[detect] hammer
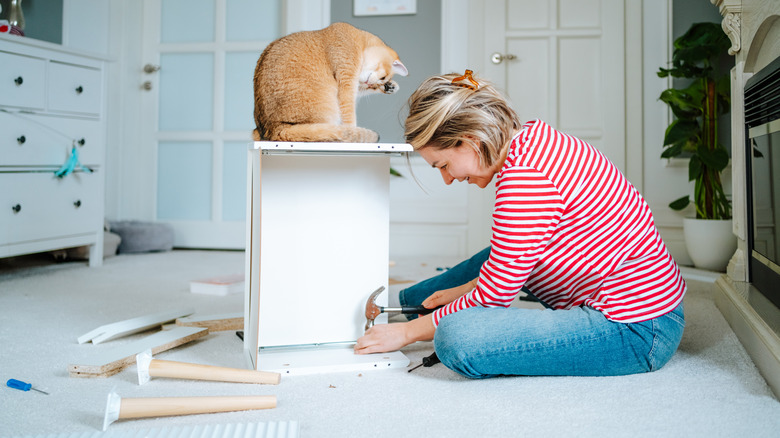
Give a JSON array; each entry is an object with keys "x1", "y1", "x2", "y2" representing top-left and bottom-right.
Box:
[{"x1": 363, "y1": 286, "x2": 440, "y2": 331}]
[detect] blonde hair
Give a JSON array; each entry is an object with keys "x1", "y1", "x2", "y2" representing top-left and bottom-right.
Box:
[{"x1": 404, "y1": 72, "x2": 521, "y2": 168}]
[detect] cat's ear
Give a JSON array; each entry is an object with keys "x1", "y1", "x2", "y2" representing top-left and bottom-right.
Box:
[{"x1": 392, "y1": 60, "x2": 409, "y2": 77}]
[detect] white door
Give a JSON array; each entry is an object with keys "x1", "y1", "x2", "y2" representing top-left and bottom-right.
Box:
[
  {"x1": 140, "y1": 0, "x2": 282, "y2": 248},
  {"x1": 482, "y1": 0, "x2": 626, "y2": 171}
]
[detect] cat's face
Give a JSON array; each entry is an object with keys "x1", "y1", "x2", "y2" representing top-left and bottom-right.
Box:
[{"x1": 359, "y1": 47, "x2": 408, "y2": 95}]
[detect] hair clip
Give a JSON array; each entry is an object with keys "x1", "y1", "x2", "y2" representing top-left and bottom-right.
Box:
[{"x1": 451, "y1": 69, "x2": 479, "y2": 91}]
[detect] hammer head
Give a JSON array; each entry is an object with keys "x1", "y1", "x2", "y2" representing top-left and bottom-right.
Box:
[{"x1": 364, "y1": 286, "x2": 386, "y2": 331}]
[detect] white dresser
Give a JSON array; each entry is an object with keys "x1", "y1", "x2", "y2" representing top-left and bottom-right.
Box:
[{"x1": 0, "y1": 34, "x2": 108, "y2": 266}]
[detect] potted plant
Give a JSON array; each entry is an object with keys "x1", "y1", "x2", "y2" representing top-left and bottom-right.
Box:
[{"x1": 657, "y1": 21, "x2": 736, "y2": 271}]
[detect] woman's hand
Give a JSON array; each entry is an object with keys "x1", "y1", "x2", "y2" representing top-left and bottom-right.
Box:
[
  {"x1": 421, "y1": 278, "x2": 477, "y2": 309},
  {"x1": 354, "y1": 314, "x2": 435, "y2": 355}
]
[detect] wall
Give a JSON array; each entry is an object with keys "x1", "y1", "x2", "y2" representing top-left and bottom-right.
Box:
[{"x1": 330, "y1": 0, "x2": 441, "y2": 143}]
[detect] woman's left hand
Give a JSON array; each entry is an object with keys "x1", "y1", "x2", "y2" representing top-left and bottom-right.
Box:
[
  {"x1": 354, "y1": 313, "x2": 436, "y2": 355},
  {"x1": 354, "y1": 323, "x2": 411, "y2": 354}
]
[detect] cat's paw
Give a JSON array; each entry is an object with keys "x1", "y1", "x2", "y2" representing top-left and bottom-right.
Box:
[{"x1": 382, "y1": 80, "x2": 399, "y2": 94}]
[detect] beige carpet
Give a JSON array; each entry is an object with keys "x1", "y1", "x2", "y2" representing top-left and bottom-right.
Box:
[{"x1": 1, "y1": 250, "x2": 780, "y2": 437}]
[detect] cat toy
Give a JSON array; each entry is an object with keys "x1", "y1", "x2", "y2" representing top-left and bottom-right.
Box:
[{"x1": 55, "y1": 142, "x2": 93, "y2": 178}]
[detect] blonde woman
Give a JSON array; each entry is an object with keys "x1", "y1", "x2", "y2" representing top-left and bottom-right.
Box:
[{"x1": 355, "y1": 71, "x2": 686, "y2": 378}]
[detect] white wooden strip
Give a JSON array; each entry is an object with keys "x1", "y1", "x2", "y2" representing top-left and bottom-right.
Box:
[
  {"x1": 69, "y1": 326, "x2": 208, "y2": 377},
  {"x1": 77, "y1": 308, "x2": 196, "y2": 344},
  {"x1": 10, "y1": 421, "x2": 299, "y2": 438}
]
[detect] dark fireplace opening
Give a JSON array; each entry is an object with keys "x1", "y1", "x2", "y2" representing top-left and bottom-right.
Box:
[{"x1": 745, "y1": 54, "x2": 780, "y2": 309}]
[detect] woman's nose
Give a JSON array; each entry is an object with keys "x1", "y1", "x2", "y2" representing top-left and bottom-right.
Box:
[{"x1": 439, "y1": 168, "x2": 454, "y2": 185}]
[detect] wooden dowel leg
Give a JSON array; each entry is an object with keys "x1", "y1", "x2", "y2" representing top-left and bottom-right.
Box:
[
  {"x1": 148, "y1": 359, "x2": 281, "y2": 384},
  {"x1": 118, "y1": 395, "x2": 277, "y2": 419}
]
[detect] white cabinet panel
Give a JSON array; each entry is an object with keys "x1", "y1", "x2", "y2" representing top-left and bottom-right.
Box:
[
  {"x1": 0, "y1": 172, "x2": 102, "y2": 245},
  {"x1": 1, "y1": 113, "x2": 103, "y2": 167},
  {"x1": 0, "y1": 51, "x2": 46, "y2": 110},
  {"x1": 48, "y1": 61, "x2": 102, "y2": 116}
]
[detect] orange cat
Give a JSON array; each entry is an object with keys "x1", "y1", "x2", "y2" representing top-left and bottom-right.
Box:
[{"x1": 253, "y1": 22, "x2": 408, "y2": 143}]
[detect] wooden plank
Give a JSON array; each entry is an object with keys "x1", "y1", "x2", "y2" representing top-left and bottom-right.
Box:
[
  {"x1": 176, "y1": 312, "x2": 243, "y2": 331},
  {"x1": 69, "y1": 326, "x2": 208, "y2": 378},
  {"x1": 77, "y1": 308, "x2": 196, "y2": 344}
]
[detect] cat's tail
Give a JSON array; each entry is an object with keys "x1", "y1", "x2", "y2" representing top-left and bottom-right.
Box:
[{"x1": 264, "y1": 123, "x2": 379, "y2": 143}]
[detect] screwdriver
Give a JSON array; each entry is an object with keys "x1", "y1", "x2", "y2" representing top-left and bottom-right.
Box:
[
  {"x1": 408, "y1": 352, "x2": 440, "y2": 373},
  {"x1": 6, "y1": 379, "x2": 49, "y2": 395}
]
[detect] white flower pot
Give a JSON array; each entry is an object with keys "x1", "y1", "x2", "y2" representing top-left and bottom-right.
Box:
[{"x1": 682, "y1": 218, "x2": 737, "y2": 272}]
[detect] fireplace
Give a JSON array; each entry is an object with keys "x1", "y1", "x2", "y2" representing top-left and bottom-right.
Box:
[
  {"x1": 745, "y1": 55, "x2": 780, "y2": 310},
  {"x1": 710, "y1": 0, "x2": 780, "y2": 399}
]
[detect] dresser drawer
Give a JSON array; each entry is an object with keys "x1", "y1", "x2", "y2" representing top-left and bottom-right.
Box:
[
  {"x1": 0, "y1": 113, "x2": 103, "y2": 166},
  {"x1": 0, "y1": 171, "x2": 102, "y2": 246},
  {"x1": 48, "y1": 61, "x2": 102, "y2": 116},
  {"x1": 0, "y1": 51, "x2": 46, "y2": 110}
]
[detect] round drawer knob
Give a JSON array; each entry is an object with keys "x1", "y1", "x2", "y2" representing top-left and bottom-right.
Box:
[
  {"x1": 12, "y1": 204, "x2": 21, "y2": 214},
  {"x1": 14, "y1": 76, "x2": 23, "y2": 86},
  {"x1": 75, "y1": 85, "x2": 84, "y2": 94},
  {"x1": 17, "y1": 135, "x2": 26, "y2": 145},
  {"x1": 74, "y1": 200, "x2": 82, "y2": 208},
  {"x1": 78, "y1": 138, "x2": 86, "y2": 146}
]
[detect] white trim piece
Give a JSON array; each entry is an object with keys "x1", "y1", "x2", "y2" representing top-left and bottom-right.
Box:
[
  {"x1": 257, "y1": 345, "x2": 409, "y2": 376},
  {"x1": 715, "y1": 276, "x2": 780, "y2": 399},
  {"x1": 679, "y1": 266, "x2": 723, "y2": 284},
  {"x1": 255, "y1": 141, "x2": 413, "y2": 154},
  {"x1": 440, "y1": 0, "x2": 469, "y2": 73},
  {"x1": 284, "y1": 0, "x2": 331, "y2": 34},
  {"x1": 77, "y1": 308, "x2": 195, "y2": 344},
  {"x1": 69, "y1": 326, "x2": 208, "y2": 377}
]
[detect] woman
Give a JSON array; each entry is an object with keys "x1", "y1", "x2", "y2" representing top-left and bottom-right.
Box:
[{"x1": 354, "y1": 71, "x2": 686, "y2": 378}]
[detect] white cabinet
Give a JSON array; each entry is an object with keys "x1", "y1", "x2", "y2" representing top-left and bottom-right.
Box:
[{"x1": 0, "y1": 35, "x2": 108, "y2": 266}]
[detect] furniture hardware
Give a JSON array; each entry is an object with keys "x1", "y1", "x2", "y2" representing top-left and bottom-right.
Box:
[
  {"x1": 14, "y1": 76, "x2": 23, "y2": 85},
  {"x1": 74, "y1": 200, "x2": 82, "y2": 208},
  {"x1": 78, "y1": 138, "x2": 86, "y2": 146},
  {"x1": 12, "y1": 204, "x2": 21, "y2": 213},
  {"x1": 76, "y1": 85, "x2": 84, "y2": 94},
  {"x1": 490, "y1": 52, "x2": 517, "y2": 64},
  {"x1": 17, "y1": 135, "x2": 25, "y2": 145}
]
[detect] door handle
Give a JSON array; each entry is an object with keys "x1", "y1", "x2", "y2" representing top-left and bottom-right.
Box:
[
  {"x1": 144, "y1": 64, "x2": 161, "y2": 74},
  {"x1": 491, "y1": 52, "x2": 517, "y2": 64}
]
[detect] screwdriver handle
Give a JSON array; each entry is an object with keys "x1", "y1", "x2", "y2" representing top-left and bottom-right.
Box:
[
  {"x1": 7, "y1": 379, "x2": 31, "y2": 391},
  {"x1": 7, "y1": 379, "x2": 48, "y2": 394},
  {"x1": 422, "y1": 352, "x2": 440, "y2": 367}
]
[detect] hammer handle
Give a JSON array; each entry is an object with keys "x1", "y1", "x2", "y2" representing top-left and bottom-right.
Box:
[{"x1": 383, "y1": 305, "x2": 440, "y2": 315}]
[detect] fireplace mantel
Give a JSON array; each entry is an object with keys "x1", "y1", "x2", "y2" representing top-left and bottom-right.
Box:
[
  {"x1": 711, "y1": 0, "x2": 742, "y2": 55},
  {"x1": 711, "y1": 0, "x2": 780, "y2": 400}
]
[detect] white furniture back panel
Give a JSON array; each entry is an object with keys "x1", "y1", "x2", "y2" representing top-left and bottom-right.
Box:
[{"x1": 258, "y1": 154, "x2": 390, "y2": 347}]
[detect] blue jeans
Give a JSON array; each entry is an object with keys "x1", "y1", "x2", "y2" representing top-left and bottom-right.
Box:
[{"x1": 399, "y1": 248, "x2": 686, "y2": 378}]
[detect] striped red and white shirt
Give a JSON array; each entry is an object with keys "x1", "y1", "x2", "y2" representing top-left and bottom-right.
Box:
[{"x1": 432, "y1": 120, "x2": 686, "y2": 326}]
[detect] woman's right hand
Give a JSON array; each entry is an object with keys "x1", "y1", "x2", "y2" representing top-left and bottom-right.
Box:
[{"x1": 422, "y1": 278, "x2": 477, "y2": 309}]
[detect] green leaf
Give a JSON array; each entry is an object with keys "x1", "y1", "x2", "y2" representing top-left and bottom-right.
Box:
[
  {"x1": 661, "y1": 142, "x2": 684, "y2": 159},
  {"x1": 663, "y1": 119, "x2": 699, "y2": 148},
  {"x1": 697, "y1": 144, "x2": 730, "y2": 171},
  {"x1": 688, "y1": 155, "x2": 703, "y2": 181},
  {"x1": 669, "y1": 196, "x2": 690, "y2": 211}
]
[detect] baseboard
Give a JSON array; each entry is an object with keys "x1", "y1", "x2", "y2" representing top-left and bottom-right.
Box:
[{"x1": 714, "y1": 275, "x2": 780, "y2": 399}]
